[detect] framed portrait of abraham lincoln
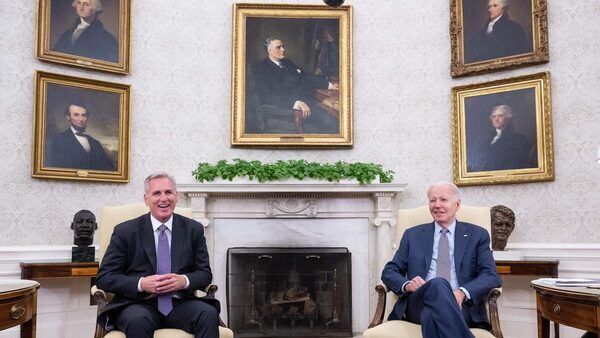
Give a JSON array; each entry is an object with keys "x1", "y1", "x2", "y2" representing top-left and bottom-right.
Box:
[
  {"x1": 32, "y1": 71, "x2": 131, "y2": 183},
  {"x1": 36, "y1": 0, "x2": 131, "y2": 74},
  {"x1": 451, "y1": 72, "x2": 554, "y2": 186},
  {"x1": 231, "y1": 3, "x2": 353, "y2": 147},
  {"x1": 450, "y1": 0, "x2": 549, "y2": 77}
]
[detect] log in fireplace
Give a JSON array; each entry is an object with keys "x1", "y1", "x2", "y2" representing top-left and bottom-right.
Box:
[{"x1": 227, "y1": 247, "x2": 352, "y2": 337}]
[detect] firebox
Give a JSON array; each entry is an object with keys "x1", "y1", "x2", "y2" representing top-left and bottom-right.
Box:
[{"x1": 226, "y1": 247, "x2": 352, "y2": 337}]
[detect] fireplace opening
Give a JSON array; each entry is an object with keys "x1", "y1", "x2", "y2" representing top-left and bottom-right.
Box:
[{"x1": 226, "y1": 247, "x2": 352, "y2": 337}]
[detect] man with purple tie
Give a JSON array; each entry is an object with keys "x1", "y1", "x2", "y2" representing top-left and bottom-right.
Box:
[
  {"x1": 381, "y1": 182, "x2": 501, "y2": 338},
  {"x1": 96, "y1": 172, "x2": 219, "y2": 338}
]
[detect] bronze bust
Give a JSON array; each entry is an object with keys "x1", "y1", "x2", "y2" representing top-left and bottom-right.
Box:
[
  {"x1": 491, "y1": 205, "x2": 515, "y2": 251},
  {"x1": 71, "y1": 209, "x2": 98, "y2": 247}
]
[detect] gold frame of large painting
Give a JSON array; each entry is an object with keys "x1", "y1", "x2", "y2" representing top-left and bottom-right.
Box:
[
  {"x1": 452, "y1": 72, "x2": 553, "y2": 186},
  {"x1": 32, "y1": 71, "x2": 131, "y2": 182},
  {"x1": 36, "y1": 0, "x2": 132, "y2": 74},
  {"x1": 231, "y1": 3, "x2": 353, "y2": 147},
  {"x1": 450, "y1": 0, "x2": 549, "y2": 77}
]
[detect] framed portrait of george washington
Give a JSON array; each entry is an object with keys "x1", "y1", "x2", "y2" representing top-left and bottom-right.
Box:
[
  {"x1": 231, "y1": 3, "x2": 353, "y2": 147},
  {"x1": 452, "y1": 72, "x2": 554, "y2": 186},
  {"x1": 450, "y1": 0, "x2": 549, "y2": 77},
  {"x1": 36, "y1": 0, "x2": 131, "y2": 74},
  {"x1": 32, "y1": 71, "x2": 131, "y2": 182}
]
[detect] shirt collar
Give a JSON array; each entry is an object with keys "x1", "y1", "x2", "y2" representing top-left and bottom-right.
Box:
[
  {"x1": 434, "y1": 220, "x2": 456, "y2": 234},
  {"x1": 150, "y1": 214, "x2": 173, "y2": 232},
  {"x1": 77, "y1": 17, "x2": 91, "y2": 29},
  {"x1": 490, "y1": 13, "x2": 503, "y2": 25}
]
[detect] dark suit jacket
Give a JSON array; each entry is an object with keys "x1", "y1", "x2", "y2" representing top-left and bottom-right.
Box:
[
  {"x1": 53, "y1": 18, "x2": 118, "y2": 62},
  {"x1": 96, "y1": 213, "x2": 219, "y2": 327},
  {"x1": 468, "y1": 127, "x2": 535, "y2": 172},
  {"x1": 381, "y1": 221, "x2": 501, "y2": 325},
  {"x1": 466, "y1": 13, "x2": 529, "y2": 63},
  {"x1": 45, "y1": 129, "x2": 115, "y2": 171},
  {"x1": 253, "y1": 58, "x2": 329, "y2": 109}
]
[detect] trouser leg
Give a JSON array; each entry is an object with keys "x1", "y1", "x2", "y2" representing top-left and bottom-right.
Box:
[
  {"x1": 405, "y1": 277, "x2": 474, "y2": 338},
  {"x1": 115, "y1": 300, "x2": 160, "y2": 338},
  {"x1": 165, "y1": 299, "x2": 219, "y2": 338}
]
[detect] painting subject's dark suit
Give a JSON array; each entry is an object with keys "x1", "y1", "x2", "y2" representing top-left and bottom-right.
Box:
[
  {"x1": 252, "y1": 58, "x2": 339, "y2": 134},
  {"x1": 466, "y1": 13, "x2": 529, "y2": 63},
  {"x1": 382, "y1": 221, "x2": 501, "y2": 337},
  {"x1": 95, "y1": 213, "x2": 220, "y2": 333},
  {"x1": 468, "y1": 127, "x2": 535, "y2": 172},
  {"x1": 53, "y1": 18, "x2": 118, "y2": 62},
  {"x1": 45, "y1": 129, "x2": 115, "y2": 171}
]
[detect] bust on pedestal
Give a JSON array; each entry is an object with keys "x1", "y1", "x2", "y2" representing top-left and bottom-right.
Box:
[
  {"x1": 71, "y1": 209, "x2": 97, "y2": 262},
  {"x1": 491, "y1": 205, "x2": 521, "y2": 260}
]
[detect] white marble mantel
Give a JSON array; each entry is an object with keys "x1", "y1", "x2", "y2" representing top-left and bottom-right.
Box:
[{"x1": 176, "y1": 181, "x2": 407, "y2": 333}]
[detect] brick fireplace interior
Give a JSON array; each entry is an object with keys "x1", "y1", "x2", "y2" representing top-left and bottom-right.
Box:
[{"x1": 226, "y1": 247, "x2": 352, "y2": 337}]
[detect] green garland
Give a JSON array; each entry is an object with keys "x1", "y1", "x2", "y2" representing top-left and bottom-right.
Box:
[{"x1": 192, "y1": 159, "x2": 394, "y2": 185}]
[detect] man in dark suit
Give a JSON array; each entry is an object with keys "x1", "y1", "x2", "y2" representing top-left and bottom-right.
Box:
[
  {"x1": 253, "y1": 37, "x2": 339, "y2": 134},
  {"x1": 96, "y1": 172, "x2": 219, "y2": 338},
  {"x1": 465, "y1": 0, "x2": 530, "y2": 63},
  {"x1": 45, "y1": 102, "x2": 115, "y2": 171},
  {"x1": 468, "y1": 104, "x2": 535, "y2": 172},
  {"x1": 382, "y1": 182, "x2": 501, "y2": 338},
  {"x1": 52, "y1": 0, "x2": 118, "y2": 62}
]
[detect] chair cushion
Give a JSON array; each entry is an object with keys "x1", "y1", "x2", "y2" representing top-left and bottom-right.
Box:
[
  {"x1": 104, "y1": 326, "x2": 234, "y2": 338},
  {"x1": 363, "y1": 320, "x2": 496, "y2": 338}
]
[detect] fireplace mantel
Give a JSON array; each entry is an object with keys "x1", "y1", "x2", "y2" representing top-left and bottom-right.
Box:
[
  {"x1": 176, "y1": 181, "x2": 407, "y2": 333},
  {"x1": 178, "y1": 181, "x2": 407, "y2": 227}
]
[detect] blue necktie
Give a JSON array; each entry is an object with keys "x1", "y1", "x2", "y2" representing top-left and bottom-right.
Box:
[
  {"x1": 157, "y1": 224, "x2": 172, "y2": 316},
  {"x1": 437, "y1": 228, "x2": 451, "y2": 283}
]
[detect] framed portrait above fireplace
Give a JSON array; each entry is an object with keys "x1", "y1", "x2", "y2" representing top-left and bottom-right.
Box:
[{"x1": 231, "y1": 3, "x2": 353, "y2": 147}]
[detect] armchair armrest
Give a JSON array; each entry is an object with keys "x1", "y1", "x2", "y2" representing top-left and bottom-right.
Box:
[
  {"x1": 488, "y1": 287, "x2": 503, "y2": 338},
  {"x1": 368, "y1": 284, "x2": 389, "y2": 328}
]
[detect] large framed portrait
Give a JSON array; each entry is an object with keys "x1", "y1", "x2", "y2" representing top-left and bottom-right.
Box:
[
  {"x1": 452, "y1": 72, "x2": 553, "y2": 186},
  {"x1": 36, "y1": 0, "x2": 131, "y2": 74},
  {"x1": 231, "y1": 3, "x2": 353, "y2": 147},
  {"x1": 32, "y1": 71, "x2": 131, "y2": 182},
  {"x1": 450, "y1": 0, "x2": 549, "y2": 77}
]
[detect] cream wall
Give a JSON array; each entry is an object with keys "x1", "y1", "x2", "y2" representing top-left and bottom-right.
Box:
[{"x1": 1, "y1": 1, "x2": 599, "y2": 245}]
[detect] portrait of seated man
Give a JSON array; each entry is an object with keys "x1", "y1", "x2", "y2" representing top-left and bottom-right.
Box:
[
  {"x1": 250, "y1": 37, "x2": 340, "y2": 134},
  {"x1": 45, "y1": 101, "x2": 116, "y2": 171},
  {"x1": 465, "y1": 0, "x2": 531, "y2": 63},
  {"x1": 467, "y1": 104, "x2": 535, "y2": 172},
  {"x1": 381, "y1": 182, "x2": 502, "y2": 338},
  {"x1": 52, "y1": 0, "x2": 118, "y2": 63}
]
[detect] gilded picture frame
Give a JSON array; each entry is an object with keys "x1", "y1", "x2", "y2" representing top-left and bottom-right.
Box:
[
  {"x1": 450, "y1": 0, "x2": 549, "y2": 77},
  {"x1": 32, "y1": 71, "x2": 131, "y2": 182},
  {"x1": 452, "y1": 72, "x2": 553, "y2": 186},
  {"x1": 231, "y1": 3, "x2": 353, "y2": 147},
  {"x1": 36, "y1": 0, "x2": 131, "y2": 74}
]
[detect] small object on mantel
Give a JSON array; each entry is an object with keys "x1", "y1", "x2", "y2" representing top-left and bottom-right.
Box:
[
  {"x1": 71, "y1": 209, "x2": 97, "y2": 262},
  {"x1": 491, "y1": 205, "x2": 515, "y2": 251},
  {"x1": 323, "y1": 0, "x2": 344, "y2": 8}
]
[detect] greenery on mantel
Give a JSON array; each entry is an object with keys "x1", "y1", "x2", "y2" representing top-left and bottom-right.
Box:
[{"x1": 192, "y1": 159, "x2": 394, "y2": 185}]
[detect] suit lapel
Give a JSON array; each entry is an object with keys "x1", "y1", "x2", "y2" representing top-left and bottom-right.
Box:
[
  {"x1": 141, "y1": 214, "x2": 157, "y2": 272},
  {"x1": 422, "y1": 222, "x2": 435, "y2": 273},
  {"x1": 454, "y1": 221, "x2": 470, "y2": 272},
  {"x1": 170, "y1": 214, "x2": 184, "y2": 272}
]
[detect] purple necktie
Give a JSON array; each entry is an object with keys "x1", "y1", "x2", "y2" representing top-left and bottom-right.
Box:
[
  {"x1": 437, "y1": 228, "x2": 451, "y2": 283},
  {"x1": 157, "y1": 224, "x2": 172, "y2": 316}
]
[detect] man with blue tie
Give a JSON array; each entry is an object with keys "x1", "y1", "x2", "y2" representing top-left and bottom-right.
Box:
[
  {"x1": 96, "y1": 172, "x2": 219, "y2": 338},
  {"x1": 382, "y1": 182, "x2": 501, "y2": 338}
]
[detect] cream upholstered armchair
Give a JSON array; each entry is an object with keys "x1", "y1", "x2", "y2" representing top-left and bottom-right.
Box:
[
  {"x1": 363, "y1": 205, "x2": 503, "y2": 338},
  {"x1": 92, "y1": 203, "x2": 234, "y2": 338}
]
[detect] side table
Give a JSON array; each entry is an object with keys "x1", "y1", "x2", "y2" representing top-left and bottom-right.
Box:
[{"x1": 0, "y1": 279, "x2": 40, "y2": 338}]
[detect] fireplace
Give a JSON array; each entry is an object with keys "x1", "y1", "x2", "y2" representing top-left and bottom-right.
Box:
[{"x1": 227, "y1": 247, "x2": 352, "y2": 337}]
